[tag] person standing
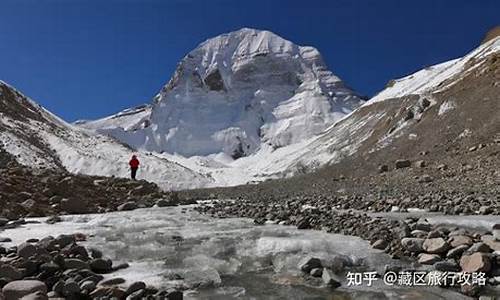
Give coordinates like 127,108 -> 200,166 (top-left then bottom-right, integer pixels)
129,155 -> 140,180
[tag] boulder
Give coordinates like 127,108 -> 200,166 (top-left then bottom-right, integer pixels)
449,235 -> 473,247
2,280 -> 47,299
401,238 -> 424,252
395,159 -> 411,169
0,265 -> 23,280
446,245 -> 469,258
466,242 -> 491,254
433,260 -> 460,272
372,239 -> 388,250
17,242 -> 37,259
64,258 -> 89,270
481,235 -> 500,251
89,258 -> 112,273
80,280 -> 96,292
62,279 -> 80,296
165,289 -> 183,300
423,238 -> 450,254
125,281 -> 146,296
126,289 -> 145,300
417,253 -> 441,265
460,252 -> 491,273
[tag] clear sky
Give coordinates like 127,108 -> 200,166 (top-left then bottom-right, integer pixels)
1,0 -> 498,121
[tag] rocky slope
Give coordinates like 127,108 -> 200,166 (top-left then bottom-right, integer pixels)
80,28 -> 364,158
0,148 -> 186,220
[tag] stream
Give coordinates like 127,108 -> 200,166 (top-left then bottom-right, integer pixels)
1,205 -> 480,299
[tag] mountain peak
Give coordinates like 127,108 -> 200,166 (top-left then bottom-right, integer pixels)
82,29 -> 363,158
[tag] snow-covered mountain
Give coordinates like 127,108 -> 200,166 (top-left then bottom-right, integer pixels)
260,35 -> 500,176
3,30 -> 497,190
0,81 -> 213,190
81,28 -> 364,158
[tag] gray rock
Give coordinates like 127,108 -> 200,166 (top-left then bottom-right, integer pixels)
80,280 -> 96,292
401,238 -> 424,252
126,289 -> 145,300
395,159 -> 411,169
117,202 -> 137,211
17,242 -> 37,258
415,219 -> 432,231
448,235 -> 473,247
433,260 -> 460,272
62,279 -> 80,296
0,237 -> 12,243
298,257 -> 322,273
125,281 -> 146,295
411,230 -> 429,238
0,264 -> 22,281
55,234 -> 75,248
372,239 -> 388,250
466,242 -> 491,254
321,269 -> 341,288
423,238 -> 450,254
417,253 -> 441,265
51,280 -> 64,294
165,290 -> 183,300
89,258 -> 112,273
2,280 -> 47,299
64,258 -> 89,270
39,262 -> 60,275
446,245 -> 469,258
460,252 -> 491,273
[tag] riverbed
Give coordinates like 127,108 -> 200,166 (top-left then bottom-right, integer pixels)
1,205 -> 473,299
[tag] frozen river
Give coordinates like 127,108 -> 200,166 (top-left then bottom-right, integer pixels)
0,205 -> 474,299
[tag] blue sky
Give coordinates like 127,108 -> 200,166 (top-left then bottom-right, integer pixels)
0,0 -> 498,121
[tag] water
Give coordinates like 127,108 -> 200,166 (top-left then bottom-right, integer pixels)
1,206 -> 471,299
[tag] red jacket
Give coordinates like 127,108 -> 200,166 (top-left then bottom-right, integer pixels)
129,157 -> 140,168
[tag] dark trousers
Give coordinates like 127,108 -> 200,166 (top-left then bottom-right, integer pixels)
131,167 -> 138,180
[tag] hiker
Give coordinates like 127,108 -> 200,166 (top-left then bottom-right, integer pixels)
129,155 -> 140,180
